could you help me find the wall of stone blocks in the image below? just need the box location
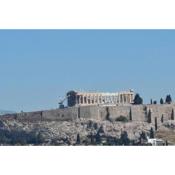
[79,106,100,120]
[42,107,78,121]
[146,104,175,125]
[1,104,175,123]
[17,111,43,122]
[99,106,131,120]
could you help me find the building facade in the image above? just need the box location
[67,90,135,107]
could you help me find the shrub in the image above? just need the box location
[115,116,128,122]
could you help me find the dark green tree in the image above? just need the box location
[161,114,164,123]
[150,127,154,139]
[106,107,111,122]
[171,109,174,120]
[133,94,143,105]
[129,108,132,121]
[95,126,104,144]
[155,117,158,131]
[119,131,130,146]
[76,134,81,145]
[153,101,157,105]
[139,131,147,144]
[147,109,152,123]
[160,98,164,105]
[166,95,172,104]
[165,140,169,146]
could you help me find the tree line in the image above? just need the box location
[133,93,173,105]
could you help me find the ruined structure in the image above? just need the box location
[67,90,135,107]
[1,104,175,127]
[0,90,175,130]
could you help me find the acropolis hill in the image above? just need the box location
[1,90,174,124]
[0,90,175,145]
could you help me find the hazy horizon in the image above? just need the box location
[0,30,175,112]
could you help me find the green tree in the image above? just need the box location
[165,140,169,146]
[161,114,164,123]
[129,108,132,121]
[147,109,152,123]
[155,117,158,131]
[160,98,164,105]
[153,101,157,105]
[76,134,81,145]
[133,94,143,105]
[166,95,172,104]
[171,109,174,120]
[119,131,130,145]
[95,126,104,144]
[106,107,111,122]
[150,127,154,139]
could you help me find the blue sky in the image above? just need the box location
[0,30,175,112]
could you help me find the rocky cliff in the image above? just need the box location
[0,117,174,146]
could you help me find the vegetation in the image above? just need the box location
[153,101,157,104]
[129,108,132,121]
[0,129,44,145]
[160,98,164,104]
[155,117,158,131]
[161,114,164,123]
[105,107,112,122]
[165,95,172,104]
[171,109,174,120]
[133,94,143,105]
[150,127,155,139]
[76,134,81,145]
[115,116,128,123]
[147,109,152,123]
[119,131,130,145]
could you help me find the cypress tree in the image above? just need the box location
[120,131,130,146]
[165,140,169,146]
[147,109,152,123]
[160,98,164,105]
[171,109,174,120]
[155,117,158,131]
[150,127,154,139]
[76,134,81,145]
[161,114,164,123]
[129,108,132,121]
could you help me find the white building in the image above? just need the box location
[67,90,135,107]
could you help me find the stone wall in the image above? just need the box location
[1,104,175,124]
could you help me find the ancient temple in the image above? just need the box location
[67,90,135,107]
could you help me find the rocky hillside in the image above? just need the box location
[0,117,174,146]
[0,117,165,146]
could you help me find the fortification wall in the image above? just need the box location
[42,107,78,121]
[79,106,100,120]
[1,104,175,124]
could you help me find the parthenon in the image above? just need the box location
[67,90,135,107]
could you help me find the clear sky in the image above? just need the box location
[0,30,175,112]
